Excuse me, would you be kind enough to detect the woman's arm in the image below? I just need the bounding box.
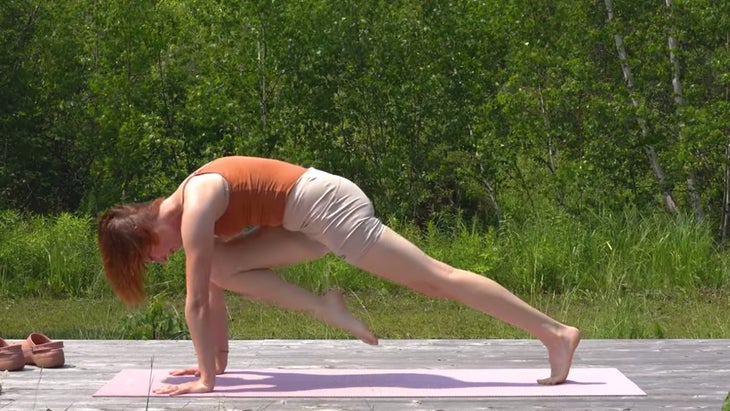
[168,283,229,377]
[154,174,228,396]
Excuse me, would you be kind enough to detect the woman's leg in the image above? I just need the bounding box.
[210,227,377,345]
[354,226,580,384]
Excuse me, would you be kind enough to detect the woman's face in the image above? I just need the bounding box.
[147,221,182,264]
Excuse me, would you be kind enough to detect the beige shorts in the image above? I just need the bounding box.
[283,168,384,263]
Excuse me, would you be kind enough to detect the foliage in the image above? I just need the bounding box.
[0,2,729,343]
[120,292,189,340]
[0,0,728,233]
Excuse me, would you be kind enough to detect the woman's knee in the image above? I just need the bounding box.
[209,261,233,288]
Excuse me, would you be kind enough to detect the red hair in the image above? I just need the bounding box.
[97,198,164,305]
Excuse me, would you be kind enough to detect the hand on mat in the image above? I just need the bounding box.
[169,367,200,377]
[169,365,226,376]
[153,379,213,396]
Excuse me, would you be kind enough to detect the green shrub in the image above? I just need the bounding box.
[120,292,189,339]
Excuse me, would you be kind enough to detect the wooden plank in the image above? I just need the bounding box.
[0,339,728,410]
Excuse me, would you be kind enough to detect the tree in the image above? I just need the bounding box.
[0,1,95,212]
[604,0,679,215]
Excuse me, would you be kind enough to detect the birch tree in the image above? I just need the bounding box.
[665,0,704,221]
[604,0,679,215]
[722,143,730,243]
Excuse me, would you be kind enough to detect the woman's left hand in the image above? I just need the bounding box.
[168,367,200,377]
[169,358,226,376]
[152,379,213,396]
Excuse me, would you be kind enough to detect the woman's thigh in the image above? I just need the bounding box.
[354,226,452,294]
[211,227,329,278]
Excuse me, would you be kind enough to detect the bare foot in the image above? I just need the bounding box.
[317,289,379,345]
[537,326,581,385]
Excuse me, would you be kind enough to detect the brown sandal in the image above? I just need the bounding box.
[0,338,24,371]
[21,333,65,368]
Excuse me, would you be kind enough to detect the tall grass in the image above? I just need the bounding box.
[0,210,104,297]
[1,208,729,341]
[0,208,727,300]
[491,208,728,295]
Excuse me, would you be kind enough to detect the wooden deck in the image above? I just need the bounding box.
[1,339,728,410]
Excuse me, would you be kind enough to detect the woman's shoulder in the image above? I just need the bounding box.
[176,172,229,210]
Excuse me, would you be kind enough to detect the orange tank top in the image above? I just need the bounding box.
[193,156,306,237]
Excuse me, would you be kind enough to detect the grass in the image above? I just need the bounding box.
[2,287,730,340]
[2,208,729,301]
[0,206,729,341]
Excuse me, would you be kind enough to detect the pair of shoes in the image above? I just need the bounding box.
[0,333,65,371]
[21,333,65,368]
[0,338,24,371]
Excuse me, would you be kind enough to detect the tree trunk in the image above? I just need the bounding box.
[257,14,269,133]
[721,143,730,244]
[484,179,503,227]
[665,0,704,222]
[470,123,503,227]
[537,86,556,174]
[478,161,503,227]
[604,0,679,215]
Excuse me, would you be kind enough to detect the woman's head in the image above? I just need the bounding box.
[97,198,164,305]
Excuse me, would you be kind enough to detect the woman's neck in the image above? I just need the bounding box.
[159,195,183,226]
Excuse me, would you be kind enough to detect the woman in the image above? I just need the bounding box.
[98,156,580,395]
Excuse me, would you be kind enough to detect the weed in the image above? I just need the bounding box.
[0,369,8,394]
[121,293,189,340]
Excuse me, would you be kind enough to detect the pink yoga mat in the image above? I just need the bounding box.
[93,368,645,397]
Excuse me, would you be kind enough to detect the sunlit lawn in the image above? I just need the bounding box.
[3,289,730,340]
